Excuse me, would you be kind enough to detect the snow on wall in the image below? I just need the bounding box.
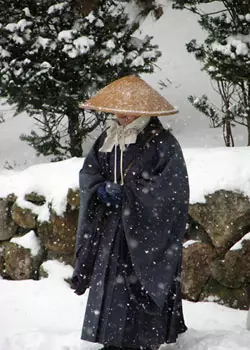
[0,147,249,218]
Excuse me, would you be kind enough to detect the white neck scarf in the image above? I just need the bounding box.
[99,116,151,185]
[99,116,151,153]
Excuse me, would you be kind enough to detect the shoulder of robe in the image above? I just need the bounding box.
[151,127,183,159]
[144,118,180,150]
[92,128,109,152]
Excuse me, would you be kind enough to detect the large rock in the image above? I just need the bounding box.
[0,199,17,241]
[11,203,37,229]
[189,190,250,253]
[211,239,250,288]
[67,188,80,209]
[3,242,34,280]
[24,192,46,206]
[185,215,212,244]
[37,208,78,256]
[200,277,249,310]
[181,242,216,301]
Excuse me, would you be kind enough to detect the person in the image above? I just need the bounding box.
[72,75,189,350]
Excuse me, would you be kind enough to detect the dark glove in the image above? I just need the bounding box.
[105,181,122,202]
[97,181,122,204]
[96,182,110,203]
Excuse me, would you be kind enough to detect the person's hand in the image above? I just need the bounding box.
[105,181,122,202]
[96,182,110,203]
[96,181,122,204]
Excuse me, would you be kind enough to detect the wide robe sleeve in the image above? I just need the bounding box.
[72,136,106,294]
[122,131,189,310]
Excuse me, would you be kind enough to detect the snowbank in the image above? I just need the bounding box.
[0,148,249,217]
[0,157,81,218]
[0,261,249,350]
[184,147,250,203]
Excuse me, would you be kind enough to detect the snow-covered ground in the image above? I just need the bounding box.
[0,260,249,350]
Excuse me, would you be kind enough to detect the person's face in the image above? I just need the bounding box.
[115,114,139,126]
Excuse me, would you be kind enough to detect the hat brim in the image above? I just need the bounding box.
[79,75,179,117]
[79,103,178,116]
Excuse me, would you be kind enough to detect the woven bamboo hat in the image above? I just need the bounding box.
[79,75,178,117]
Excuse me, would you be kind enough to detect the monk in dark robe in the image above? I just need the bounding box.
[72,76,189,350]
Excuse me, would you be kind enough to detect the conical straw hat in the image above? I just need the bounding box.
[79,75,178,117]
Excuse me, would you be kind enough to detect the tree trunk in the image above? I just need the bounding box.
[223,115,234,147]
[67,114,83,157]
[74,0,100,16]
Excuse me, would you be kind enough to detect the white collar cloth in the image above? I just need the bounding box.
[99,116,151,153]
[99,116,151,185]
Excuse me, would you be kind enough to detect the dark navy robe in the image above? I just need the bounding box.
[73,117,189,348]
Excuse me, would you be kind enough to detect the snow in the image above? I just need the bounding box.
[0,3,250,347]
[106,39,116,49]
[207,66,218,72]
[41,260,73,281]
[16,19,32,31]
[48,2,68,15]
[212,36,250,57]
[0,147,249,222]
[247,310,250,331]
[0,46,10,58]
[184,147,250,203]
[5,23,17,32]
[16,196,50,222]
[95,19,104,28]
[62,36,95,58]
[183,240,200,248]
[0,157,81,219]
[0,261,249,350]
[66,10,104,29]
[13,67,23,77]
[58,30,74,42]
[10,230,41,256]
[13,33,25,45]
[34,36,51,49]
[73,36,95,54]
[230,232,250,251]
[108,52,125,66]
[131,56,145,67]
[40,61,52,70]
[123,1,141,24]
[0,261,86,350]
[23,7,31,17]
[86,12,96,24]
[23,58,31,64]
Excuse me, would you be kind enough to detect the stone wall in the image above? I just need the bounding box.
[0,189,250,310]
[183,190,250,310]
